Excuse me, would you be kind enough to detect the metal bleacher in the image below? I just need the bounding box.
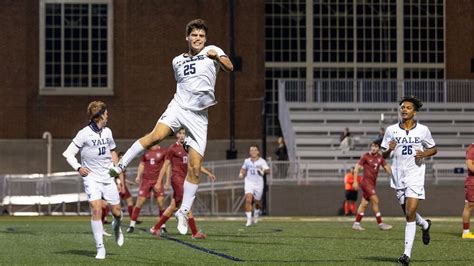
[278,79,474,182]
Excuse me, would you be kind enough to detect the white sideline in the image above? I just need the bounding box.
[2,193,88,205]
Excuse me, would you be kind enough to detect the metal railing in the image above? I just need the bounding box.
[280,79,474,103]
[0,160,465,215]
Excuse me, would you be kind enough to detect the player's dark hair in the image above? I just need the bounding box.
[372,140,382,147]
[186,19,208,36]
[399,96,423,111]
[117,151,125,157]
[250,144,260,151]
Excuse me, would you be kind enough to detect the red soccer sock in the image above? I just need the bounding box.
[101,206,109,223]
[375,213,383,224]
[344,201,350,215]
[131,207,141,222]
[355,213,364,223]
[153,214,171,230]
[127,206,133,217]
[188,217,198,235]
[159,209,165,218]
[463,222,470,230]
[350,202,356,214]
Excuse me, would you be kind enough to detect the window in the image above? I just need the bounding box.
[39,0,113,95]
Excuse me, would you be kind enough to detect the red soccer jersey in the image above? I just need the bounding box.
[358,152,387,184]
[141,146,167,181]
[166,142,188,184]
[466,144,474,177]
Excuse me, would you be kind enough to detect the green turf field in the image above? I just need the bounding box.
[0,216,471,265]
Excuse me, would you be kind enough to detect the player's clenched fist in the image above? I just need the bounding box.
[207,49,219,60]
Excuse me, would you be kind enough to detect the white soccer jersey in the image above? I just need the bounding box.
[72,125,116,183]
[242,157,270,184]
[381,122,436,189]
[172,45,226,111]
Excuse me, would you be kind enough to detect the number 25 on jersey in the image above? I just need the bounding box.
[183,63,196,76]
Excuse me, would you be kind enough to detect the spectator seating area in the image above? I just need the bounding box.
[284,102,473,182]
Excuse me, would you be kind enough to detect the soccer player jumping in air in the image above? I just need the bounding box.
[381,96,437,265]
[109,19,233,235]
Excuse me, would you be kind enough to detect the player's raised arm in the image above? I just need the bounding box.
[207,49,233,72]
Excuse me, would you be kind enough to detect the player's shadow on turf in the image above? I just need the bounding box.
[56,249,109,257]
[364,256,397,263]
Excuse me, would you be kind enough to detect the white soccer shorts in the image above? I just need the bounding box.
[245,181,264,201]
[396,185,425,205]
[158,99,208,157]
[83,178,120,205]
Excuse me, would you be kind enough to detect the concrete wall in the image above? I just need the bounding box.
[268,182,464,216]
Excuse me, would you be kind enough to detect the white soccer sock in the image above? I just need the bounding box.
[415,212,428,230]
[245,212,252,219]
[179,180,198,213]
[121,140,145,167]
[404,221,416,258]
[129,220,136,227]
[463,229,470,234]
[91,220,104,248]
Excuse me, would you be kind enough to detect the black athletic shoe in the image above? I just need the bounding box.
[422,219,431,245]
[126,226,135,233]
[159,227,168,237]
[397,254,410,265]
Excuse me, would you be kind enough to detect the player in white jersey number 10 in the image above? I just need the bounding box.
[381,96,437,266]
[62,101,124,259]
[108,19,233,235]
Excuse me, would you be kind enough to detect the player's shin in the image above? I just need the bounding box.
[121,140,145,168]
[415,212,428,229]
[180,180,198,213]
[91,220,104,248]
[403,221,416,258]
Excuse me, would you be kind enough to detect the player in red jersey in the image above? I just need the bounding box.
[462,143,474,239]
[149,128,215,239]
[126,144,168,233]
[352,140,393,231]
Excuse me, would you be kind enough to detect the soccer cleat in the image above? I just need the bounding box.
[102,229,112,236]
[95,246,106,260]
[192,231,207,239]
[112,219,124,247]
[462,232,474,239]
[253,210,260,224]
[378,223,393,231]
[422,219,431,245]
[126,226,134,233]
[150,227,159,236]
[109,164,124,177]
[352,223,365,231]
[175,209,188,235]
[159,227,168,237]
[397,254,410,265]
[245,219,253,227]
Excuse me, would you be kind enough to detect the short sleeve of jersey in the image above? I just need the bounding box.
[466,145,474,161]
[261,159,270,170]
[241,159,249,170]
[72,129,85,148]
[207,45,226,57]
[358,153,367,166]
[422,127,436,149]
[380,128,393,150]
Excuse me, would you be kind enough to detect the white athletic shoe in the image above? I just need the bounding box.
[175,209,188,235]
[245,219,253,227]
[112,219,124,247]
[109,164,124,177]
[95,246,106,260]
[102,229,112,237]
[352,223,365,231]
[253,210,260,224]
[378,223,393,231]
